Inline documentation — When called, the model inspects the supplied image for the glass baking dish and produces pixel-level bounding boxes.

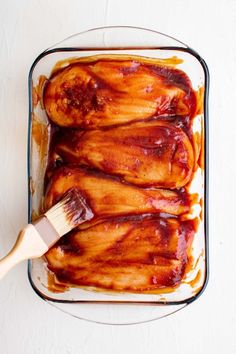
[27,26,209,324]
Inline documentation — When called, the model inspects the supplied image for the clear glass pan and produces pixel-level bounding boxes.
[28,26,209,325]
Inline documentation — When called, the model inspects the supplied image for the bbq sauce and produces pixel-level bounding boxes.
[36,55,204,294]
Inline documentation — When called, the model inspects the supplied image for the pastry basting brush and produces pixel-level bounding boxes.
[0,190,93,279]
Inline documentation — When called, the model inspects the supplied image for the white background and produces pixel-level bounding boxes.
[0,0,235,353]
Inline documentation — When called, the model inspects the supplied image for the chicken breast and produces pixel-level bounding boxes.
[43,58,197,128]
[53,120,194,188]
[44,166,191,222]
[46,216,196,292]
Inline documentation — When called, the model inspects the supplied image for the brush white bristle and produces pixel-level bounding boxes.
[44,196,74,236]
[44,190,94,236]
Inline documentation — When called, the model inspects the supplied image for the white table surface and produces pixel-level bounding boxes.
[0,0,235,353]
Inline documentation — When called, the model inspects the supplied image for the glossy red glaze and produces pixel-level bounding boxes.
[42,55,201,293]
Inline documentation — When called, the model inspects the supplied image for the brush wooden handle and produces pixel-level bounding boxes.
[0,224,48,280]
